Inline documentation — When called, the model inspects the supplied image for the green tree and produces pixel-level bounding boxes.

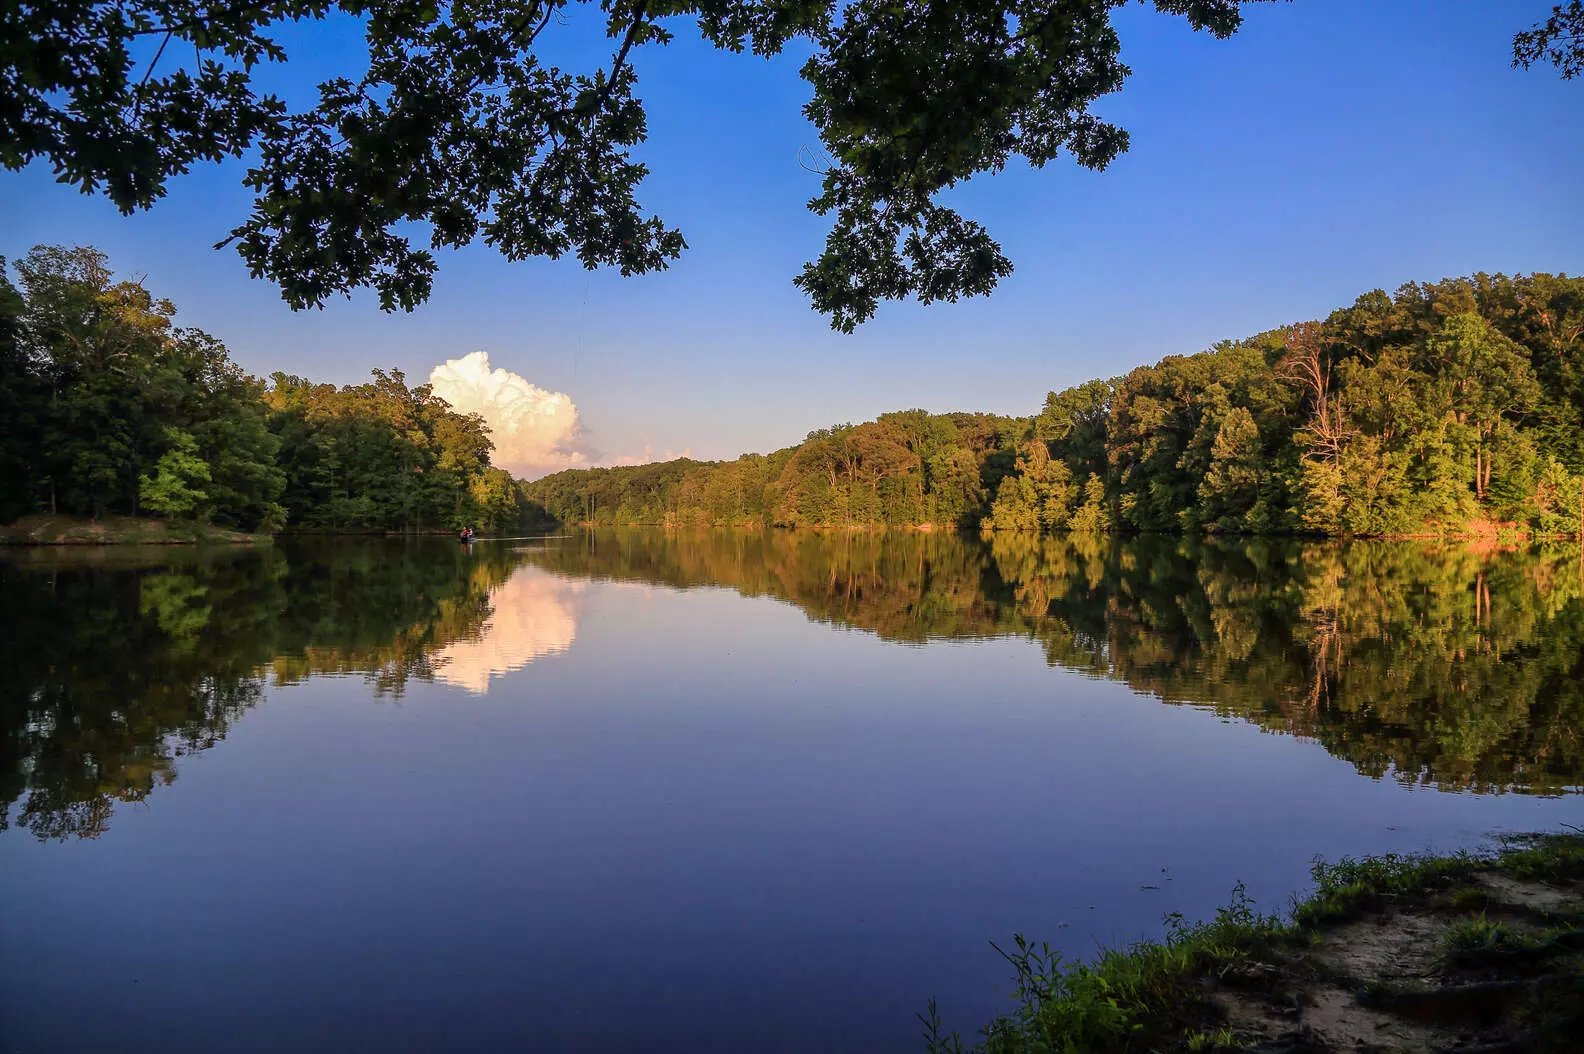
[0,261,41,522]
[1423,312,1541,504]
[7,245,289,529]
[984,440,1073,532]
[16,245,173,517]
[139,428,213,518]
[1195,405,1264,530]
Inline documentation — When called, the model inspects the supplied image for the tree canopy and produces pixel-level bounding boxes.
[1,244,526,532]
[4,1,1572,329]
[1514,1,1584,80]
[521,271,1584,538]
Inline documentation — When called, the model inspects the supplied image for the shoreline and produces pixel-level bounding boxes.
[569,520,1584,542]
[0,516,496,546]
[938,832,1584,1053]
[0,515,271,546]
[6,515,1583,547]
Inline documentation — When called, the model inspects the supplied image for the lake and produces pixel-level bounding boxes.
[2,530,1581,1052]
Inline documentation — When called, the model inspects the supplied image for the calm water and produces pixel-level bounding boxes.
[2,530,1581,1052]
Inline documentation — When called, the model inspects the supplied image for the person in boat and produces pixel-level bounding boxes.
[460,526,475,543]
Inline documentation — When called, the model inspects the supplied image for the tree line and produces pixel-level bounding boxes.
[0,245,524,534]
[522,410,1027,530]
[523,272,1584,538]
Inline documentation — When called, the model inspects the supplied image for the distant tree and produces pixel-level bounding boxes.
[1423,312,1541,502]
[1195,405,1263,529]
[6,245,296,527]
[984,440,1073,532]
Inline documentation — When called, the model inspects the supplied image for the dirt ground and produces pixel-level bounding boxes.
[1207,864,1584,1053]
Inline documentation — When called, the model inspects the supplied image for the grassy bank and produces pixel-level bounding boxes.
[929,832,1584,1053]
[0,514,271,546]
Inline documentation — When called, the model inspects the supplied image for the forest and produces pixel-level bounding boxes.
[0,245,523,534]
[8,244,1581,542]
[523,272,1584,538]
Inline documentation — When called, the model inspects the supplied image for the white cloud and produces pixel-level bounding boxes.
[428,351,697,479]
[428,351,591,480]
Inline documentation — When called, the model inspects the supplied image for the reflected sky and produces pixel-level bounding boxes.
[2,533,1581,1053]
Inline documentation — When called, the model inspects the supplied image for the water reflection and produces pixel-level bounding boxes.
[433,565,583,693]
[523,529,1584,795]
[3,530,1581,841]
[0,540,528,839]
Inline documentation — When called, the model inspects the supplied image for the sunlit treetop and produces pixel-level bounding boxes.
[1,1,1574,330]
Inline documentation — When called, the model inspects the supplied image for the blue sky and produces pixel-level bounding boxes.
[3,0,1580,466]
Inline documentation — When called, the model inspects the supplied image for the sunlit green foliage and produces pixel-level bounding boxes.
[943,833,1584,1053]
[2,245,526,533]
[522,273,1584,539]
[1005,274,1584,537]
[919,884,1288,1054]
[138,427,212,518]
[523,411,1025,529]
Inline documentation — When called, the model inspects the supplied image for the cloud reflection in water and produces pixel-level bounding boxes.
[433,565,585,694]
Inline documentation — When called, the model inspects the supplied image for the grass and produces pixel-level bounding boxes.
[1441,914,1516,962]
[1451,886,1495,912]
[1294,849,1477,925]
[1500,829,1584,885]
[923,884,1291,1053]
[930,831,1584,1053]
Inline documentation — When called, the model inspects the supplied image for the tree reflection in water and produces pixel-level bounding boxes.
[524,529,1584,795]
[3,530,1580,841]
[0,540,526,840]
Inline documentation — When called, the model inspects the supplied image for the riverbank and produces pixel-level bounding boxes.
[934,832,1584,1053]
[0,515,271,545]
